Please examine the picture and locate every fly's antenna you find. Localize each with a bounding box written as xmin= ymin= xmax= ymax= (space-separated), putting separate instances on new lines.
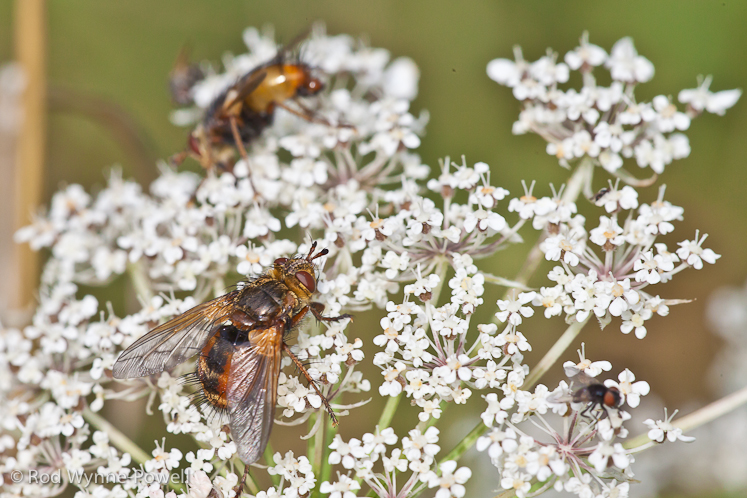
xmin=306 ymin=240 xmax=317 ymax=259
xmin=307 ymin=241 xmax=328 ymax=261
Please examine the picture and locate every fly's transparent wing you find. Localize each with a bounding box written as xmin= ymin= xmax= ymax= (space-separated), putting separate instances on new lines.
xmin=547 ymin=379 xmax=574 ymax=404
xmin=226 ymin=324 xmax=284 ymax=465
xmin=548 ymin=372 xmax=599 ymax=404
xmin=568 ymin=371 xmax=599 ymax=389
xmin=566 ymin=371 xmax=607 ymax=404
xmin=276 ymin=28 xmax=312 ymax=61
xmin=112 ymin=292 xmax=237 ymax=379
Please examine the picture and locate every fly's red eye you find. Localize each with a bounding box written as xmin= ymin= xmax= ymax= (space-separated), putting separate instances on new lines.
xmin=274 ymin=258 xmax=288 ymax=266
xmin=295 ymin=271 xmax=315 ymax=293
xmin=603 ymin=390 xmax=618 ymax=407
xmin=306 ymin=77 xmax=323 ymax=93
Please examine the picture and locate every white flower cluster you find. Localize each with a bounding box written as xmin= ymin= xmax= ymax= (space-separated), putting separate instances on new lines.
xmin=473 ymin=344 xmax=656 ymax=498
xmin=1 ymin=26 xmax=737 ymax=498
xmin=488 ymin=33 xmax=741 ymax=176
xmin=321 ymin=427 xmax=471 ymax=498
xmin=464 ymin=34 xmax=736 ymax=498
xmin=526 ymin=181 xmax=719 ymax=339
xmin=4 ymin=25 xmax=426 ymax=498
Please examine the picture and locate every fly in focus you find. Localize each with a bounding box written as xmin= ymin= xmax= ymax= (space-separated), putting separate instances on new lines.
xmin=174 ymin=30 xmax=330 ymax=171
xmin=551 ymin=370 xmax=622 ymax=419
xmin=112 ymin=242 xmax=350 ymax=491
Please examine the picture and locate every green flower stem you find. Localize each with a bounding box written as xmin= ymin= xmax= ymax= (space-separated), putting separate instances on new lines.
xmin=312 ymin=411 xmax=339 ymax=496
xmin=439 ymin=420 xmax=485 ymax=465
xmin=425 ymin=412 xmax=441 ymax=430
xmin=482 ymin=272 xmax=533 ymax=291
xmin=675 ymin=384 xmax=747 ymax=433
xmin=83 ymin=407 xmax=151 ymax=465
xmin=611 ymin=168 xmax=658 ymax=188
xmin=524 ymin=316 xmax=590 ymax=388
xmin=432 ymin=257 xmax=450 ymax=306
xmin=562 ymin=157 xmax=594 ymax=204
xmin=309 ymin=413 xmax=320 ymax=475
xmin=509 ymin=241 xmax=545 ymax=291
xmin=310 ymin=412 xmax=324 ymax=498
xmin=83 ymin=407 xmax=189 ymax=492
xmin=377 ymin=394 xmax=401 ymax=431
xmin=319 ymin=416 xmax=335 ymax=490
xmin=234 ymin=463 xmax=260 ymax=496
xmin=126 ymin=262 xmax=153 ymax=301
xmin=624 ymin=383 xmax=747 ymax=450
xmin=264 ymin=442 xmax=280 ymax=487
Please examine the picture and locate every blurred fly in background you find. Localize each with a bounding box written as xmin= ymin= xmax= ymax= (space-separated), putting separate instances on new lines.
xmin=170 ymin=30 xmax=332 ymax=172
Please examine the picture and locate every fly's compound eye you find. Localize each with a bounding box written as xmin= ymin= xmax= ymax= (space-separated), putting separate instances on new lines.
xmin=295 ymin=271 xmax=315 ymax=293
xmin=604 ymin=389 xmax=620 ymax=408
xmin=274 ymin=257 xmax=289 ymax=266
xmin=304 ymin=77 xmax=323 ymax=95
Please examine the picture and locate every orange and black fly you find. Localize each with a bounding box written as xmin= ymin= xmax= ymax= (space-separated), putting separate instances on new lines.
xmin=177 ymin=31 xmax=329 ymax=170
xmin=112 ymin=242 xmax=349 ymax=493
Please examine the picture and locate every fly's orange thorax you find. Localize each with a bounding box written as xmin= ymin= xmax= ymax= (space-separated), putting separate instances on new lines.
xmin=245 ymin=64 xmax=309 ymax=114
xmin=197 ymin=328 xmax=235 ymax=410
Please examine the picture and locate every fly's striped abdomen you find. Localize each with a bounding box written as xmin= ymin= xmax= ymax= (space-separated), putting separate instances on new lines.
xmin=197 ymin=325 xmax=246 ymax=409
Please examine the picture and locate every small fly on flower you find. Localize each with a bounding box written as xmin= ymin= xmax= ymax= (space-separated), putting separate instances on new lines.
xmin=176 ymin=30 xmax=331 ymax=170
xmin=112 ymin=242 xmax=351 ymax=494
xmin=590 ymin=187 xmax=610 ymax=203
xmin=551 ymin=370 xmax=622 ymax=419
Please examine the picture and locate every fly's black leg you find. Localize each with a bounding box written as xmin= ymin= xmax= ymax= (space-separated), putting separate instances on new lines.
xmin=282 ymin=343 xmax=338 ymax=426
xmin=308 ymin=302 xmax=352 ymax=323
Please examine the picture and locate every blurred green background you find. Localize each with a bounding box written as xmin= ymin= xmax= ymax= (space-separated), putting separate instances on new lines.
xmin=2 ymin=1 xmax=747 ymax=497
